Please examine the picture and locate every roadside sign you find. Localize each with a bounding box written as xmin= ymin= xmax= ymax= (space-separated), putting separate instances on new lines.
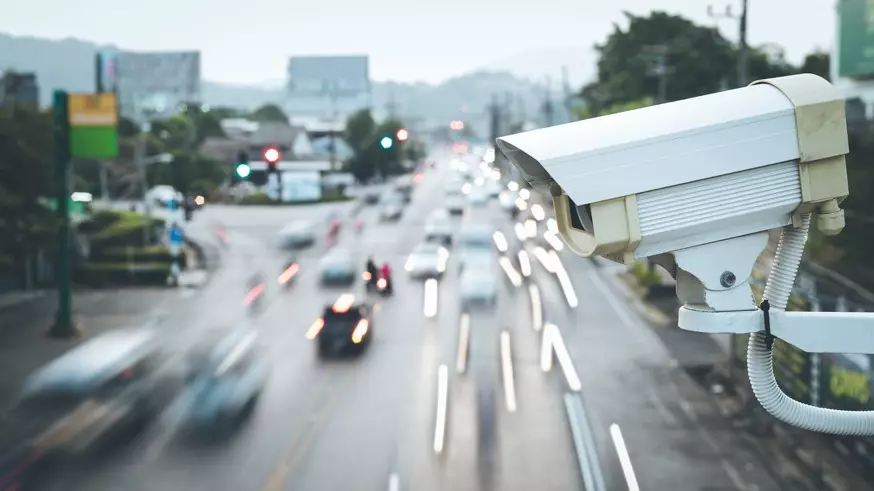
xmin=168 ymin=223 xmax=185 ymax=245
xmin=67 ymin=93 xmax=119 ymax=159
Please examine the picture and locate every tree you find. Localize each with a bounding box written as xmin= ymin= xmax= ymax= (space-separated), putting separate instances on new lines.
xmin=250 ymin=104 xmax=289 ymax=124
xmin=581 ymin=12 xmax=734 ymax=114
xmin=0 ymin=106 xmax=57 ymax=270
xmin=800 ymin=52 xmax=830 ymax=81
xmin=343 ymin=110 xmax=378 ymax=181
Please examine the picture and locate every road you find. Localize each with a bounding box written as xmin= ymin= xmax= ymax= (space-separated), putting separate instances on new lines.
xmin=48 ymin=155 xmax=786 ymax=491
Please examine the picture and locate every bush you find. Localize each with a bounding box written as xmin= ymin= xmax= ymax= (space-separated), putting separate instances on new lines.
xmin=86 ymin=212 xmax=165 ymax=248
xmin=239 ymin=192 xmax=275 ymax=205
xmin=73 ymin=262 xmax=172 ymax=287
xmin=91 ymin=245 xmax=188 ymax=268
xmin=630 ymin=261 xmax=662 ymax=288
xmin=239 ymin=190 xmax=353 ymax=206
xmin=77 ymin=210 xmax=123 ymax=233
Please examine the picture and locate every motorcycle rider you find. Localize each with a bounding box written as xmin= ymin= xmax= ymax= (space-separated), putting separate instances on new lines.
xmin=365 ymin=256 xmax=379 ymax=288
xmin=379 ymin=262 xmax=393 ymax=293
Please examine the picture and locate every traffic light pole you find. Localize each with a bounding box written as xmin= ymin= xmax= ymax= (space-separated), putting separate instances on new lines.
xmin=50 ymin=90 xmax=78 ymax=338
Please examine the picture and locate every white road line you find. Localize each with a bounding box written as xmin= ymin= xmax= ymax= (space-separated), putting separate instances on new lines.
xmin=388 ymin=472 xmax=400 ymax=491
xmin=456 ymin=314 xmax=471 ymax=374
xmin=423 ymin=278 xmax=439 ymax=318
xmin=564 ymin=393 xmax=608 ymax=491
xmin=433 ymin=364 xmax=449 ymax=454
xmin=587 ymin=270 xmax=637 ymax=329
xmin=500 ymin=331 xmax=518 ymax=412
xmin=609 ymin=423 xmax=641 ymax=491
xmin=541 ymin=324 xmax=555 ymax=372
xmin=518 ymin=250 xmax=532 ymax=277
xmin=548 ymin=324 xmax=582 ymax=391
xmin=498 ymin=256 xmax=523 ymax=287
xmin=529 ymin=284 xmax=543 ymax=331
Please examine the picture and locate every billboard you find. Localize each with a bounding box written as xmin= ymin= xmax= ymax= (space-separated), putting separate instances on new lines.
xmin=838 ymin=0 xmax=874 ymax=78
xmin=95 ymin=50 xmax=120 ymax=93
xmin=286 ymin=56 xmax=370 ymax=121
xmin=115 ymin=51 xmax=201 ymax=117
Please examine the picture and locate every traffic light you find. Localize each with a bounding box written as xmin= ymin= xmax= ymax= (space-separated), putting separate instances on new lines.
xmin=396 ymin=128 xmax=409 ymax=141
xmin=380 ymin=137 xmax=393 ymax=149
xmin=263 ymin=146 xmax=281 ymax=172
xmin=235 ymin=151 xmax=251 ymax=179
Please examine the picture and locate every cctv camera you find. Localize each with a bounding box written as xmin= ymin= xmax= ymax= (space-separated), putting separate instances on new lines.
xmin=496 ymin=74 xmax=849 ymax=267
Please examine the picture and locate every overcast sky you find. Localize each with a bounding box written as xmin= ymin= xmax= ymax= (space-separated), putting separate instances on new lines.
xmin=3 ymin=0 xmax=834 ymax=85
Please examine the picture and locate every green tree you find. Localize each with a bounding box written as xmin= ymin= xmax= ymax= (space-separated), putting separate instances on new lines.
xmin=800 ymin=51 xmax=831 ymax=81
xmin=0 ymin=106 xmax=57 ymax=269
xmin=250 ymin=104 xmax=289 ymax=124
xmin=343 ymin=110 xmax=378 ymax=181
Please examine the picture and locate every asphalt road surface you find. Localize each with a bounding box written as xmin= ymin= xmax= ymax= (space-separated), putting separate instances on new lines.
xmin=48 ymin=155 xmax=785 ymax=491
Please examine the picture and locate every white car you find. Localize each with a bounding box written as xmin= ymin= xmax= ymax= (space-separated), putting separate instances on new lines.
xmin=456 ymin=224 xmax=493 ymax=271
xmin=446 ymin=196 xmax=465 ymax=216
xmin=405 ymin=243 xmax=450 ymax=279
xmin=424 ymin=216 xmax=453 ymax=245
xmin=278 ymin=220 xmax=316 ymax=249
xmin=378 ymin=194 xmax=404 ymax=221
xmin=459 ymin=263 xmax=497 ymax=310
xmin=468 ymin=189 xmax=488 ymax=207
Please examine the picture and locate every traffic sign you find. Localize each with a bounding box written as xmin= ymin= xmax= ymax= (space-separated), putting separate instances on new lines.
xmin=67 ymin=93 xmax=119 ymax=159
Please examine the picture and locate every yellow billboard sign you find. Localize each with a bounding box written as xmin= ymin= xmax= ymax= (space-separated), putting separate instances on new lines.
xmin=67 ymin=93 xmax=118 ymax=127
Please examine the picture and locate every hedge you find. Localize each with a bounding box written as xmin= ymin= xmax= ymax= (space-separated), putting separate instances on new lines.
xmin=90 ymin=245 xmax=188 ymax=269
xmin=85 ymin=212 xmax=165 ymax=248
xmin=630 ymin=261 xmax=662 ymax=288
xmin=239 ymin=190 xmax=352 ymax=206
xmin=73 ymin=262 xmax=172 ymax=287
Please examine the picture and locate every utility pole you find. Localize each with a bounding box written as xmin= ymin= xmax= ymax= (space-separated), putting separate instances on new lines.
xmin=50 ymin=90 xmax=76 ymax=338
xmin=542 ymin=76 xmax=555 ymax=127
xmin=708 ymin=1 xmax=749 ymax=87
xmin=325 ymin=80 xmax=339 ymax=172
xmin=561 ymin=66 xmax=573 ymax=123
xmin=643 ymin=45 xmax=671 ymax=103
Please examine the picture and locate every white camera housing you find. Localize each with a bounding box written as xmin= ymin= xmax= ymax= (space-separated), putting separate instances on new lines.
xmin=496 ymin=74 xmax=850 ymax=267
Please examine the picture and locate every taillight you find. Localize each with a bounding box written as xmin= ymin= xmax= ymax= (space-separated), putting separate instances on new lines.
xmin=351 ymin=319 xmax=369 ymax=344
xmin=306 ymin=318 xmax=325 ymax=339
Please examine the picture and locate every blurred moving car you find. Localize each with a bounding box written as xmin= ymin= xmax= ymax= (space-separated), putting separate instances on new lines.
xmin=362 ymin=190 xmax=381 ymax=205
xmin=319 ymin=249 xmax=357 ymax=286
xmin=308 ymin=294 xmax=373 ymax=357
xmin=468 ymin=188 xmax=488 ymax=207
xmin=0 ymin=330 xmax=167 ymax=489
xmin=457 ymin=224 xmax=494 ymax=271
xmin=405 ymin=242 xmax=450 ymax=279
xmin=446 ymin=195 xmax=465 ymax=216
xmin=278 ymin=220 xmax=316 ymax=249
xmin=460 ymin=259 xmax=498 ymax=310
xmin=424 ymin=212 xmax=453 ymax=245
xmin=378 ymin=193 xmax=405 ymax=221
xmin=181 ymin=327 xmax=267 ymax=432
xmin=485 ymin=180 xmax=502 ymax=198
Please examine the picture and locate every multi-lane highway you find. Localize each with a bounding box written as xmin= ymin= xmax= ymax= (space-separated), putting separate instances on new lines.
xmin=48 ymin=155 xmax=785 ymax=491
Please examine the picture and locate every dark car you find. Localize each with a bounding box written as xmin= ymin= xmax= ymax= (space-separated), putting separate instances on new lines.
xmin=309 ymin=295 xmax=373 ymax=358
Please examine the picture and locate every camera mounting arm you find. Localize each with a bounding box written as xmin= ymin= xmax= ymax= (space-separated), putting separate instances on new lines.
xmin=672 ymin=232 xmax=874 ymax=355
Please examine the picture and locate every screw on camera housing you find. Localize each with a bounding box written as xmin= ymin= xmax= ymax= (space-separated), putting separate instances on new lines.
xmin=720 ymin=271 xmax=736 ymax=288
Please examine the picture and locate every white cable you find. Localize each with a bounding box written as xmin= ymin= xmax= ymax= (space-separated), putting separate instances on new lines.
xmin=747 ymin=213 xmax=874 ymax=434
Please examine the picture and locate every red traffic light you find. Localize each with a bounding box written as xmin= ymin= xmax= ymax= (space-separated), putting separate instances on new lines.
xmin=450 ymin=120 xmax=464 ymax=130
xmin=396 ymin=128 xmax=409 ymax=141
xmin=263 ymin=147 xmax=281 ymax=164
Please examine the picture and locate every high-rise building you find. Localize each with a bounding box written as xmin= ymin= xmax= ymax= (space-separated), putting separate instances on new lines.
xmin=285 ymin=55 xmax=371 ymax=125
xmin=0 ymin=71 xmax=39 ymax=109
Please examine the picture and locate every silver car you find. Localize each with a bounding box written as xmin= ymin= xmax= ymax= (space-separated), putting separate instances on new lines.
xmin=180 ymin=327 xmax=267 ymax=432
xmin=320 ymin=250 xmax=357 ymax=286
xmin=378 ymin=193 xmax=404 ymax=221
xmin=278 ymin=220 xmax=316 ymax=249
xmin=405 ymin=243 xmax=450 ymax=279
xmin=459 ymin=263 xmax=497 ymax=310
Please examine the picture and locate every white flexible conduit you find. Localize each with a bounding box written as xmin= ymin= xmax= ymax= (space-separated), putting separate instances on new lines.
xmin=748 ymin=213 xmax=874 ymax=434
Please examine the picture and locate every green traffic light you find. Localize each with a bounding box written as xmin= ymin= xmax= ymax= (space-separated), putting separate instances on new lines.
xmin=236 ymin=163 xmax=251 ymax=178
xmin=380 ymin=137 xmax=393 ymax=149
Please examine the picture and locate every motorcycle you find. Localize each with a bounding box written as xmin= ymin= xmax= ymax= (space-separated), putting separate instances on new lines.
xmin=376 ymin=275 xmax=393 ymax=296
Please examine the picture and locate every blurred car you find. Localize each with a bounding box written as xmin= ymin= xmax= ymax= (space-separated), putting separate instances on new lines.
xmin=319 ymin=250 xmax=357 ymax=286
xmin=310 ymin=294 xmax=373 ymax=357
xmin=0 ymin=330 xmax=167 ymax=490
xmin=485 ymin=180 xmax=502 ymax=198
xmin=457 ymin=224 xmax=494 ymax=271
xmin=378 ymin=193 xmax=405 ymax=221
xmin=362 ymin=190 xmax=381 ymax=205
xmin=405 ymin=242 xmax=450 ymax=279
xmin=444 ymin=182 xmax=463 ymax=197
xmin=446 ymin=195 xmax=465 ymax=216
xmin=424 ymin=215 xmax=453 ymax=245
xmin=468 ymin=188 xmax=488 ymax=207
xmin=278 ymin=220 xmax=316 ymax=249
xmin=460 ymin=262 xmax=497 ymax=310
xmin=180 ymin=327 xmax=267 ymax=432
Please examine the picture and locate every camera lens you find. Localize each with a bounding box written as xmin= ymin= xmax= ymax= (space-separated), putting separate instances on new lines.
xmin=566 ymin=196 xmax=593 ymax=233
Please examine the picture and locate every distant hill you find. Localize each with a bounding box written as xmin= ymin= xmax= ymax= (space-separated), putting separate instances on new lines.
xmin=0 ymin=32 xmax=573 ymax=135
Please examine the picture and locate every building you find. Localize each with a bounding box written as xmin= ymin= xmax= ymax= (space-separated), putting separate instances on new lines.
xmin=285 ymin=55 xmax=371 ymax=125
xmin=199 ymin=120 xmax=317 ymax=172
xmin=832 ymin=0 xmax=874 ymax=121
xmin=0 ymin=71 xmax=39 ymax=109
